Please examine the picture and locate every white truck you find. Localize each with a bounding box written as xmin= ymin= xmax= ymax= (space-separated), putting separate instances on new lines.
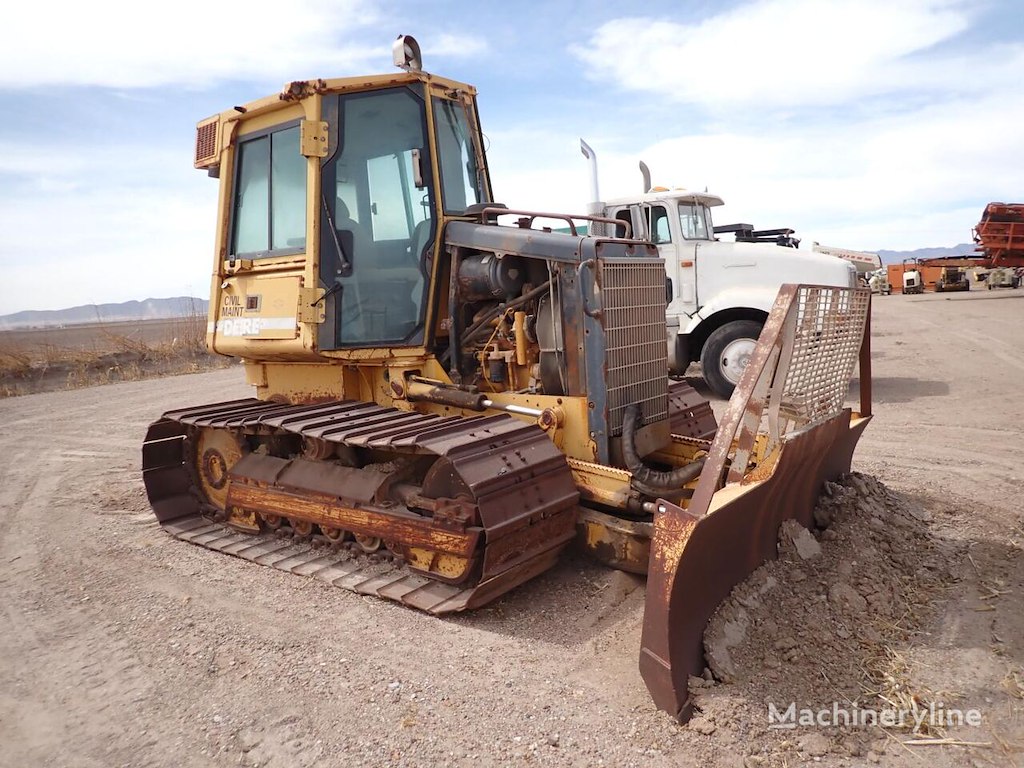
xmin=581 ymin=141 xmax=858 ymax=398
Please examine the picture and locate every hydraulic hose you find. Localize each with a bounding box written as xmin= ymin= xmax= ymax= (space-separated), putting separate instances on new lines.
xmin=622 ymin=403 xmax=706 ymax=492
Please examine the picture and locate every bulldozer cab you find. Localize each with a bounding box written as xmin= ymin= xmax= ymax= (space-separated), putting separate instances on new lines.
xmin=200 ymin=70 xmax=491 ymax=361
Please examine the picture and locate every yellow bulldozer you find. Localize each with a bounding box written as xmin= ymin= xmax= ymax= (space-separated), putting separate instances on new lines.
xmin=142 ymin=36 xmax=872 ymax=721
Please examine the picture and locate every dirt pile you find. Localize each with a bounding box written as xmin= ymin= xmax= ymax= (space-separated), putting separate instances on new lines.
xmin=691 ymin=473 xmax=962 ymax=765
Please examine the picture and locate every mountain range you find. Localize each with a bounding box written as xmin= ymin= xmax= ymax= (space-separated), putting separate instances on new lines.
xmin=0 ymin=297 xmax=209 ymax=331
xmin=876 ymin=243 xmax=976 ymax=264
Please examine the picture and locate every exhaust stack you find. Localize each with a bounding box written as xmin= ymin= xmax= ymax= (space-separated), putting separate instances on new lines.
xmin=579 ymin=139 xmax=607 ymax=236
xmin=639 ymin=161 xmax=652 ymax=194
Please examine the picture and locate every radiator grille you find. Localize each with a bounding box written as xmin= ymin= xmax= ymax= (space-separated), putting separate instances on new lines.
xmin=600 ymin=260 xmax=669 ymax=435
xmin=194 ymin=119 xmax=219 ymax=168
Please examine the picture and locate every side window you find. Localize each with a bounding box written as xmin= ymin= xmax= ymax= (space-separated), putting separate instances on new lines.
xmin=614 ymin=209 xmax=631 ymax=238
xmin=231 ymin=125 xmax=306 ymax=257
xmin=647 ymin=206 xmax=671 ymax=244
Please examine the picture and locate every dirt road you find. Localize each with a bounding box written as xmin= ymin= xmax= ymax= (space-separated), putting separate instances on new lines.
xmin=1 ymin=290 xmax=1021 ymax=767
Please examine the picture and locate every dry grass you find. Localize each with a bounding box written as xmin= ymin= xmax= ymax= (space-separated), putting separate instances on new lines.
xmin=853 ymin=558 xmax=963 ymax=740
xmin=0 ymin=346 xmax=33 ymax=378
xmin=860 ymin=643 xmax=957 ymax=737
xmin=1003 ymin=669 xmax=1024 ymax=700
xmin=0 ymin=314 xmax=228 ymax=398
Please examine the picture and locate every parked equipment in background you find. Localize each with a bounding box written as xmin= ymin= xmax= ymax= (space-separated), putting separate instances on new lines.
xmin=142 ymin=36 xmax=873 ymax=724
xmin=985 ymin=266 xmax=1021 ymax=290
xmin=974 ymin=203 xmax=1024 ymax=266
xmin=866 ymin=268 xmax=892 ymax=295
xmin=811 ymin=243 xmax=882 ymax=281
xmin=901 ymin=259 xmax=925 ymax=295
xmin=934 ymin=266 xmax=970 ymax=293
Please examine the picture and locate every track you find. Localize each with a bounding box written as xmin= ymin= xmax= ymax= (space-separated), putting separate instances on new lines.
xmin=142 ymin=398 xmax=580 ymax=613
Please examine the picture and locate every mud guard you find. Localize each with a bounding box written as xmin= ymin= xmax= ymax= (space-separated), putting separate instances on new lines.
xmin=640 ymin=284 xmax=873 ymax=721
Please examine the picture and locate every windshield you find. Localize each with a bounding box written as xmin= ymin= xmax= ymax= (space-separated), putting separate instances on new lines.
xmin=320 ymin=86 xmax=433 ymax=348
xmin=678 ymin=203 xmax=713 ymax=241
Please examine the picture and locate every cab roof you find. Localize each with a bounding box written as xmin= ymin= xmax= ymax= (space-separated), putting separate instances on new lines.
xmin=604 ymin=188 xmax=725 ymax=208
xmin=210 ymin=70 xmax=477 ymax=125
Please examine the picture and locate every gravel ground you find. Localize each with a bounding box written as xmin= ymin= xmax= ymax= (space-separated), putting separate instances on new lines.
xmin=1 ymin=290 xmax=1021 ymax=767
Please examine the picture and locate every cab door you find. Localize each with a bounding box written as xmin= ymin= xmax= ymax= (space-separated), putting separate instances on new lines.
xmin=640 ymin=203 xmax=697 ymax=317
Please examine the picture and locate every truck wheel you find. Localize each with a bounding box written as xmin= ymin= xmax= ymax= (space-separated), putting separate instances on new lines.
xmin=701 ymin=320 xmax=763 ymax=399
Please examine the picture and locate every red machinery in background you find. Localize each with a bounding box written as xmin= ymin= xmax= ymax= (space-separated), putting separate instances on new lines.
xmin=974 ymin=203 xmax=1024 ymax=267
xmin=886 ymin=203 xmax=1024 ymax=292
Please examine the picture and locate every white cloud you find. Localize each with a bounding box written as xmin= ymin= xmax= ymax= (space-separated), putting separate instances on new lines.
xmin=428 ymin=33 xmax=488 ymax=59
xmin=571 ymin=0 xmax=1017 ymax=108
xmin=485 ymin=86 xmax=1024 ymax=252
xmin=0 ymin=187 xmax=217 ymax=313
xmin=0 ymin=143 xmax=216 ymax=314
xmin=1 ymin=0 xmax=486 ymax=89
xmin=541 ymin=0 xmax=1024 ymax=251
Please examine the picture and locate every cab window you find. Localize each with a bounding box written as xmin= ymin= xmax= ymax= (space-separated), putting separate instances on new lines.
xmin=646 ymin=205 xmax=672 ymax=244
xmin=231 ymin=124 xmax=306 ymax=257
xmin=433 ymin=99 xmax=484 ymax=214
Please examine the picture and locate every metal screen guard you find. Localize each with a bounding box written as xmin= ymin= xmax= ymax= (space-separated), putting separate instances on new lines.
xmin=639 ymin=284 xmax=872 ymax=721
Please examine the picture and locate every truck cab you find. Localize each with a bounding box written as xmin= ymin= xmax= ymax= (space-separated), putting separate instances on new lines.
xmin=603 ymin=188 xmax=857 ymax=397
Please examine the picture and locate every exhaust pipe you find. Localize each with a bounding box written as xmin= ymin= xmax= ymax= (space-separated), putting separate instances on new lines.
xmin=639 ymin=160 xmax=652 ymax=194
xmin=579 ymin=139 xmax=607 ymax=236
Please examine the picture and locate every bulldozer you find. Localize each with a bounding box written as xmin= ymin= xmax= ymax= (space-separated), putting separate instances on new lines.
xmin=142 ymin=36 xmax=873 ymax=722
xmin=934 ymin=266 xmax=969 ymax=293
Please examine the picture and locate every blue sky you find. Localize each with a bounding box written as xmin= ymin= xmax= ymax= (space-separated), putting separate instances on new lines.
xmin=2 ymin=0 xmax=1022 ymax=315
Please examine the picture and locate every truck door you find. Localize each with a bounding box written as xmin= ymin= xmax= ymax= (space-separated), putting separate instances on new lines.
xmin=641 ymin=203 xmax=697 ymax=317
xmin=682 ymin=202 xmax=724 ymax=307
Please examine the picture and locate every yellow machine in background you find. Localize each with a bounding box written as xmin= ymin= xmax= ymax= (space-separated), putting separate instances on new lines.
xmin=143 ymin=37 xmax=872 ymax=721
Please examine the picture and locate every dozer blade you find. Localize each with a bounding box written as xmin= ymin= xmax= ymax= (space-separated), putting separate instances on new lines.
xmin=640 ymin=284 xmax=873 ymax=721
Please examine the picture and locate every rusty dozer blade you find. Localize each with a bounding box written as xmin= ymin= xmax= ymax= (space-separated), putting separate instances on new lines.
xmin=640 ymin=284 xmax=873 ymax=721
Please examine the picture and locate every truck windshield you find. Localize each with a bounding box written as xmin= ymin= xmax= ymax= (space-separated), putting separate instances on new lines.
xmin=320 ymin=86 xmax=433 ymax=348
xmin=679 ymin=203 xmax=712 ymax=241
